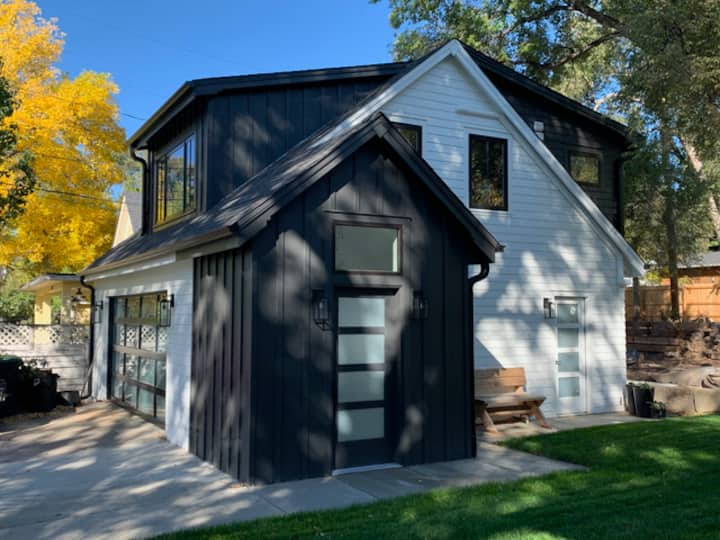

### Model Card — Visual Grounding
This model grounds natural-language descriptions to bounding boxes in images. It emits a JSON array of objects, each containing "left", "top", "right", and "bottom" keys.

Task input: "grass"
[{"left": 157, "top": 416, "right": 720, "bottom": 539}]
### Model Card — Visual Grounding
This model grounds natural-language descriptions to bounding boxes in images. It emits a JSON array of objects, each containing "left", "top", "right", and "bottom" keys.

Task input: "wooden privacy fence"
[{"left": 625, "top": 284, "right": 720, "bottom": 320}]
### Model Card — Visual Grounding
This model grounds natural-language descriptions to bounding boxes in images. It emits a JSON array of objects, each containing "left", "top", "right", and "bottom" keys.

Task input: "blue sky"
[{"left": 36, "top": 1, "right": 396, "bottom": 138}]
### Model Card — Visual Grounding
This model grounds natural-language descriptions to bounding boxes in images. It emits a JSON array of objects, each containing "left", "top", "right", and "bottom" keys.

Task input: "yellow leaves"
[{"left": 0, "top": 0, "right": 126, "bottom": 272}]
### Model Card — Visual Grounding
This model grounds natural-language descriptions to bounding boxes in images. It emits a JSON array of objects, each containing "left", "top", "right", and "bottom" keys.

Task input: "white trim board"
[{"left": 318, "top": 40, "right": 644, "bottom": 277}]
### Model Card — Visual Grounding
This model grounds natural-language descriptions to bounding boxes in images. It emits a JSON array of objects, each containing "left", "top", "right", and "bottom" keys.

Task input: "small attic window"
[
  {"left": 569, "top": 152, "right": 601, "bottom": 185},
  {"left": 393, "top": 123, "right": 422, "bottom": 154}
]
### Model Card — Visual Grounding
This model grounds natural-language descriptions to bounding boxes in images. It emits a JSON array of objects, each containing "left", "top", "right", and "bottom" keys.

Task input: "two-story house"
[{"left": 83, "top": 40, "right": 643, "bottom": 484}]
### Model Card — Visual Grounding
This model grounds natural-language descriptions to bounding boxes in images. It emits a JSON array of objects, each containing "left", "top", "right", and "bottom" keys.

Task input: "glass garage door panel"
[{"left": 110, "top": 294, "right": 168, "bottom": 421}]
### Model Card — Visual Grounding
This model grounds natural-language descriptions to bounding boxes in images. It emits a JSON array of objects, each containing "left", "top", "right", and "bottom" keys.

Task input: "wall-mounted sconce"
[
  {"left": 413, "top": 291, "right": 428, "bottom": 320},
  {"left": 543, "top": 297, "right": 555, "bottom": 319},
  {"left": 91, "top": 300, "right": 104, "bottom": 325},
  {"left": 312, "top": 290, "right": 329, "bottom": 329},
  {"left": 158, "top": 294, "right": 174, "bottom": 327}
]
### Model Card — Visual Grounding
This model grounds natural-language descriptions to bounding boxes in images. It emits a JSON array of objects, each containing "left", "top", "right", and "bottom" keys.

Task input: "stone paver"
[{"left": 0, "top": 402, "right": 583, "bottom": 539}]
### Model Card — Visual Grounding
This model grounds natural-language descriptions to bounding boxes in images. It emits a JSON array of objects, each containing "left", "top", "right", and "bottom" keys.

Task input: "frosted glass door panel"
[
  {"left": 337, "top": 408, "right": 385, "bottom": 442},
  {"left": 339, "top": 297, "right": 385, "bottom": 327},
  {"left": 338, "top": 371, "right": 385, "bottom": 403},
  {"left": 338, "top": 334, "right": 385, "bottom": 365}
]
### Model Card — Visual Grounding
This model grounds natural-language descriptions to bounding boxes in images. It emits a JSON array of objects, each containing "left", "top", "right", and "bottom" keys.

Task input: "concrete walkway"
[{"left": 0, "top": 403, "right": 582, "bottom": 540}]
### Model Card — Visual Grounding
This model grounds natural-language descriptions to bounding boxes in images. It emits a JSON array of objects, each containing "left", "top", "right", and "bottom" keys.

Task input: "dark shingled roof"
[{"left": 85, "top": 111, "right": 500, "bottom": 273}]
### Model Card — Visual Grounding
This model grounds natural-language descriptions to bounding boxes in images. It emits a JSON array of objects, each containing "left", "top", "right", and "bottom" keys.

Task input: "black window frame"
[
  {"left": 393, "top": 122, "right": 422, "bottom": 155},
  {"left": 333, "top": 222, "right": 403, "bottom": 276},
  {"left": 154, "top": 132, "right": 197, "bottom": 227},
  {"left": 468, "top": 134, "right": 509, "bottom": 211},
  {"left": 568, "top": 150, "right": 602, "bottom": 186}
]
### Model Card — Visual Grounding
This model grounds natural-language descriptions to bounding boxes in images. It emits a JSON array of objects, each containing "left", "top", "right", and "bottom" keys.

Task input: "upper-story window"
[
  {"left": 569, "top": 151, "right": 600, "bottom": 186},
  {"left": 155, "top": 134, "right": 196, "bottom": 225},
  {"left": 469, "top": 134, "right": 507, "bottom": 211},
  {"left": 393, "top": 123, "right": 422, "bottom": 155}
]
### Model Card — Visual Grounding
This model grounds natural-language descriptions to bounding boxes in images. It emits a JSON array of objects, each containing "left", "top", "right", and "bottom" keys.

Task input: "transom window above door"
[
  {"left": 334, "top": 224, "right": 400, "bottom": 273},
  {"left": 469, "top": 134, "right": 508, "bottom": 211},
  {"left": 155, "top": 133, "right": 196, "bottom": 225}
]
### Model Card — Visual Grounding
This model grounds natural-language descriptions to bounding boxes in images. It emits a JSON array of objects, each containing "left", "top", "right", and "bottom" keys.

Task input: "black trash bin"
[
  {"left": 0, "top": 355, "right": 23, "bottom": 418},
  {"left": 24, "top": 370, "right": 59, "bottom": 413}
]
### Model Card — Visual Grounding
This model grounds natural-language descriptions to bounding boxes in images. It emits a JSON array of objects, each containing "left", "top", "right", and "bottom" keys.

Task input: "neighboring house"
[
  {"left": 83, "top": 40, "right": 643, "bottom": 484},
  {"left": 112, "top": 191, "right": 142, "bottom": 247},
  {"left": 675, "top": 251, "right": 720, "bottom": 285},
  {"left": 0, "top": 274, "right": 90, "bottom": 393}
]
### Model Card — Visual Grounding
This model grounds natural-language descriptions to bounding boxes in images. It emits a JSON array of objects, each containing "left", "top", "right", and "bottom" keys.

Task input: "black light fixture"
[
  {"left": 312, "top": 290, "right": 329, "bottom": 329},
  {"left": 70, "top": 287, "right": 86, "bottom": 306},
  {"left": 158, "top": 294, "right": 174, "bottom": 327},
  {"left": 413, "top": 291, "right": 428, "bottom": 320},
  {"left": 91, "top": 300, "right": 104, "bottom": 324},
  {"left": 543, "top": 297, "right": 555, "bottom": 319}
]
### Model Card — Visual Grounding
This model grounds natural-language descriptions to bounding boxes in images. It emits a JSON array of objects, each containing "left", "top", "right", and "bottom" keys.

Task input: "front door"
[
  {"left": 334, "top": 293, "right": 396, "bottom": 470},
  {"left": 555, "top": 298, "right": 587, "bottom": 415}
]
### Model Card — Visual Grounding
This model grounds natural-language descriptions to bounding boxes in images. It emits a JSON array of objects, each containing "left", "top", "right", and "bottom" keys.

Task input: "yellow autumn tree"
[{"left": 0, "top": 0, "right": 125, "bottom": 272}]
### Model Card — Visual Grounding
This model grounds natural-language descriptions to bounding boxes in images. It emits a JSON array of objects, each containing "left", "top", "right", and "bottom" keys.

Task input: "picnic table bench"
[{"left": 474, "top": 367, "right": 550, "bottom": 433}]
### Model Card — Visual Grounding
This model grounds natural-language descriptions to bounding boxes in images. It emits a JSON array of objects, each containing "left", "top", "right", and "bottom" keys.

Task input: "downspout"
[
  {"left": 79, "top": 275, "right": 95, "bottom": 400},
  {"left": 467, "top": 260, "right": 491, "bottom": 458}
]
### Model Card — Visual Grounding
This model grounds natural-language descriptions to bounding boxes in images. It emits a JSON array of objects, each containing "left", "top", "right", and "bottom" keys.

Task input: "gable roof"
[
  {"left": 312, "top": 40, "right": 644, "bottom": 277},
  {"left": 129, "top": 43, "right": 628, "bottom": 150},
  {"left": 85, "top": 112, "right": 500, "bottom": 275}
]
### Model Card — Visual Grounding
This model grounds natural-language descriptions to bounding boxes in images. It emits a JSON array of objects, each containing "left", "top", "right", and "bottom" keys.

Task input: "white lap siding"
[
  {"left": 382, "top": 56, "right": 627, "bottom": 415},
  {"left": 90, "top": 258, "right": 193, "bottom": 448}
]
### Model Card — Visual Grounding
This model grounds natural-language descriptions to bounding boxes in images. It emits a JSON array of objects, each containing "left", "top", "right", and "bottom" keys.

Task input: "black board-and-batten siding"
[{"left": 190, "top": 139, "right": 482, "bottom": 484}]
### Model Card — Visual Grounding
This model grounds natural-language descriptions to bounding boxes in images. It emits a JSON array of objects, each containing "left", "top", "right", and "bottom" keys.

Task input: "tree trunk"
[
  {"left": 661, "top": 123, "right": 681, "bottom": 320},
  {"left": 664, "top": 199, "right": 681, "bottom": 320}
]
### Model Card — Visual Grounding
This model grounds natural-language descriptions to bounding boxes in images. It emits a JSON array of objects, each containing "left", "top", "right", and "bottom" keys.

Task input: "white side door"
[{"left": 554, "top": 298, "right": 587, "bottom": 415}]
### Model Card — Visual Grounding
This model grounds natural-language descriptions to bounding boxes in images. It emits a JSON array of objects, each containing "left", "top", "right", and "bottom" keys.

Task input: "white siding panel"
[
  {"left": 90, "top": 259, "right": 193, "bottom": 449},
  {"left": 383, "top": 56, "right": 627, "bottom": 415}
]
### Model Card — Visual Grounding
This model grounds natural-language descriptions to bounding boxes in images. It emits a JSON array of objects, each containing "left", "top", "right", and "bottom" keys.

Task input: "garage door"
[{"left": 110, "top": 294, "right": 168, "bottom": 422}]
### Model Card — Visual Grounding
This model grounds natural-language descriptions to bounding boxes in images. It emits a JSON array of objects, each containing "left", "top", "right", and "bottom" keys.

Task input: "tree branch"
[
  {"left": 500, "top": 4, "right": 571, "bottom": 37},
  {"left": 513, "top": 32, "right": 621, "bottom": 70},
  {"left": 565, "top": 1, "right": 626, "bottom": 33}
]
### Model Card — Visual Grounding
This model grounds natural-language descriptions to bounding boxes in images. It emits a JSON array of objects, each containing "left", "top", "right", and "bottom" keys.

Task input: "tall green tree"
[
  {"left": 376, "top": 0, "right": 720, "bottom": 319},
  {"left": 0, "top": 67, "right": 35, "bottom": 229}
]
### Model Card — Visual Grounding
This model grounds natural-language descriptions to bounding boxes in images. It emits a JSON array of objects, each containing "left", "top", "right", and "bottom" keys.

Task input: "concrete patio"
[
  {"left": 0, "top": 402, "right": 585, "bottom": 540},
  {"left": 476, "top": 410, "right": 650, "bottom": 442}
]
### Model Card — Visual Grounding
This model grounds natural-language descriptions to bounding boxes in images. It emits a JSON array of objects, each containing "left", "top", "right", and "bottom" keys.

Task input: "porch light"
[
  {"left": 312, "top": 290, "right": 329, "bottom": 329},
  {"left": 412, "top": 291, "right": 428, "bottom": 320},
  {"left": 158, "top": 294, "right": 174, "bottom": 328},
  {"left": 70, "top": 287, "right": 86, "bottom": 305},
  {"left": 543, "top": 298, "right": 555, "bottom": 319}
]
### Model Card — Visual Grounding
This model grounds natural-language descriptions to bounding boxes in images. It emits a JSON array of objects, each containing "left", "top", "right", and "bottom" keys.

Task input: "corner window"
[
  {"left": 335, "top": 224, "right": 399, "bottom": 273},
  {"left": 569, "top": 152, "right": 600, "bottom": 185},
  {"left": 469, "top": 135, "right": 507, "bottom": 211},
  {"left": 155, "top": 134, "right": 196, "bottom": 225},
  {"left": 393, "top": 123, "right": 422, "bottom": 154}
]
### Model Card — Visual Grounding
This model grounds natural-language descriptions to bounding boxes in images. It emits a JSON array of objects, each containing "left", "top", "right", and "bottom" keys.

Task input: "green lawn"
[{"left": 159, "top": 416, "right": 720, "bottom": 539}]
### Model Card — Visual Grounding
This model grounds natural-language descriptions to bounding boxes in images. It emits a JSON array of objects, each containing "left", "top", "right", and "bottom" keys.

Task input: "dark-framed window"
[
  {"left": 109, "top": 293, "right": 168, "bottom": 422},
  {"left": 334, "top": 223, "right": 401, "bottom": 274},
  {"left": 393, "top": 122, "right": 422, "bottom": 154},
  {"left": 155, "top": 134, "right": 196, "bottom": 225},
  {"left": 469, "top": 134, "right": 508, "bottom": 211},
  {"left": 569, "top": 151, "right": 601, "bottom": 185}
]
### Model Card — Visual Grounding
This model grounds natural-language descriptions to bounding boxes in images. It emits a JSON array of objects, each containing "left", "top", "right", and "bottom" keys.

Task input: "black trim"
[{"left": 468, "top": 134, "right": 509, "bottom": 211}]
